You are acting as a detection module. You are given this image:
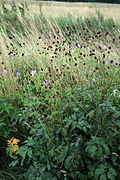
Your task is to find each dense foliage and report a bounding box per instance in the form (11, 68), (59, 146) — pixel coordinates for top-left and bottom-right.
(0, 2), (120, 179)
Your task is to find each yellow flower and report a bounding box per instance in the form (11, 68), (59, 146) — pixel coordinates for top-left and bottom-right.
(7, 137), (20, 145)
(12, 138), (20, 145)
(7, 137), (20, 154)
(12, 145), (19, 153)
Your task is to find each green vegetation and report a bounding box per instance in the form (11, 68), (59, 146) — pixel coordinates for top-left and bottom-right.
(0, 2), (120, 179)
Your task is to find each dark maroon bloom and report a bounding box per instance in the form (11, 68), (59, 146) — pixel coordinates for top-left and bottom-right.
(37, 107), (40, 110)
(97, 31), (101, 34)
(49, 86), (52, 89)
(56, 91), (60, 95)
(105, 32), (109, 36)
(110, 60), (113, 63)
(103, 54), (105, 58)
(9, 36), (13, 39)
(66, 26), (69, 30)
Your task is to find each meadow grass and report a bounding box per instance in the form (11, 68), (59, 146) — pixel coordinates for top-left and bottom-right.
(0, 1), (120, 179)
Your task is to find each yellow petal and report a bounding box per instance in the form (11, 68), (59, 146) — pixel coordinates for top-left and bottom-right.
(12, 138), (20, 145)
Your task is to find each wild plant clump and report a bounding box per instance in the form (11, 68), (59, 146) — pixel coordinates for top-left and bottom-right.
(0, 2), (120, 179)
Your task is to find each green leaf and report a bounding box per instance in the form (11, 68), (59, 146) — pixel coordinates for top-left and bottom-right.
(9, 160), (18, 167)
(64, 155), (73, 169)
(87, 164), (96, 171)
(27, 149), (32, 158)
(95, 168), (105, 174)
(87, 145), (97, 157)
(36, 178), (42, 180)
(100, 174), (107, 180)
(108, 168), (117, 176)
(47, 161), (51, 171)
(111, 153), (118, 161)
(63, 145), (68, 157)
(71, 114), (76, 120)
(102, 144), (110, 155)
(88, 170), (94, 178)
(107, 172), (115, 180)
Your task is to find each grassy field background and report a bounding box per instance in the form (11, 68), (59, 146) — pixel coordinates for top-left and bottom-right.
(0, 1), (120, 20)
